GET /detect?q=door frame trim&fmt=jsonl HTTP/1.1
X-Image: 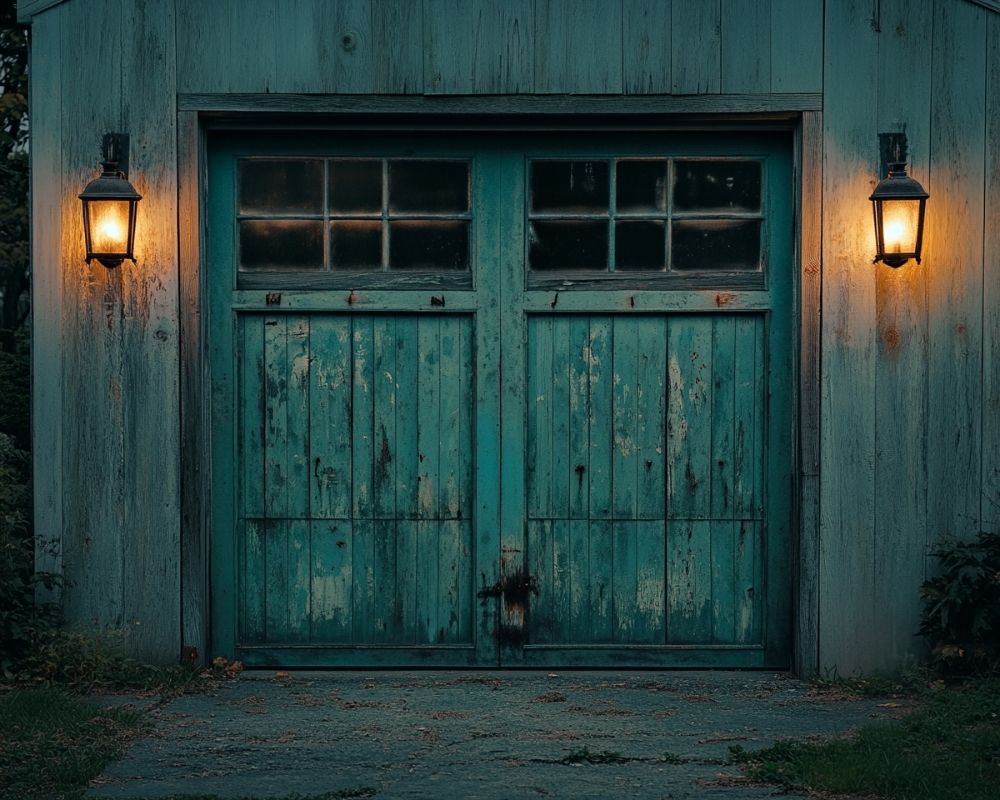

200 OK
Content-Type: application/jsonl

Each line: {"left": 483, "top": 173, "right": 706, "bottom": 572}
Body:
{"left": 177, "top": 105, "right": 823, "bottom": 673}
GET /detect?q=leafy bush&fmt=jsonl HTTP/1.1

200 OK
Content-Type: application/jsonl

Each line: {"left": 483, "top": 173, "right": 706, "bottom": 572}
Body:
{"left": 0, "top": 433, "right": 64, "bottom": 677}
{"left": 919, "top": 531, "right": 1000, "bottom": 675}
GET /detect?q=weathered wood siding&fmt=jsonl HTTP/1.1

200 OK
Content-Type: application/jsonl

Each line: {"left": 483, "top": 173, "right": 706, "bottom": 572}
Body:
{"left": 820, "top": 0, "right": 997, "bottom": 672}
{"left": 22, "top": 0, "right": 999, "bottom": 671}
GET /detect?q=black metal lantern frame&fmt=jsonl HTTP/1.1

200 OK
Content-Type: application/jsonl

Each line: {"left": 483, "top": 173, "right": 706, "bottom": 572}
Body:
{"left": 869, "top": 133, "right": 929, "bottom": 268}
{"left": 79, "top": 133, "right": 142, "bottom": 268}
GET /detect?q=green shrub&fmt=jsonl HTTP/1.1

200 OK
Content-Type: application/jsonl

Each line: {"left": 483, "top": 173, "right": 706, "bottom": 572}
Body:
{"left": 919, "top": 531, "right": 1000, "bottom": 675}
{"left": 0, "top": 433, "right": 63, "bottom": 677}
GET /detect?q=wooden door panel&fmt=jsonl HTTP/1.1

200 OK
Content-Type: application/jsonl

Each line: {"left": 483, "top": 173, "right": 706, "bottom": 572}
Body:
{"left": 236, "top": 313, "right": 476, "bottom": 650}
{"left": 523, "top": 313, "right": 767, "bottom": 649}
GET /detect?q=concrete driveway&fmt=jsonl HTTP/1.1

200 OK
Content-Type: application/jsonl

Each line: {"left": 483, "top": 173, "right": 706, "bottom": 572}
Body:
{"left": 88, "top": 671, "right": 898, "bottom": 799}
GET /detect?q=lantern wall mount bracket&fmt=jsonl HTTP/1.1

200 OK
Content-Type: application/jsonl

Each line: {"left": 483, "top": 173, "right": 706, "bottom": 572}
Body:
{"left": 869, "top": 130, "right": 929, "bottom": 269}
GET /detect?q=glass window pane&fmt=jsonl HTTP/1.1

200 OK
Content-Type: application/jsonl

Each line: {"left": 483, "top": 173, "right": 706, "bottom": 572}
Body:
{"left": 879, "top": 199, "right": 921, "bottom": 255}
{"left": 615, "top": 221, "right": 666, "bottom": 270}
{"left": 671, "top": 219, "right": 761, "bottom": 271}
{"left": 673, "top": 160, "right": 762, "bottom": 212}
{"left": 616, "top": 160, "right": 668, "bottom": 213}
{"left": 529, "top": 220, "right": 608, "bottom": 270}
{"left": 332, "top": 220, "right": 382, "bottom": 269}
{"left": 530, "top": 161, "right": 609, "bottom": 214}
{"left": 389, "top": 161, "right": 469, "bottom": 213}
{"left": 239, "top": 220, "right": 324, "bottom": 270}
{"left": 239, "top": 159, "right": 323, "bottom": 215}
{"left": 389, "top": 220, "right": 468, "bottom": 269}
{"left": 330, "top": 159, "right": 382, "bottom": 214}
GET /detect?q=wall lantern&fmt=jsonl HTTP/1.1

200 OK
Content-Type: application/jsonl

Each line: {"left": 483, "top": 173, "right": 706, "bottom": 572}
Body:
{"left": 79, "top": 133, "right": 141, "bottom": 268}
{"left": 870, "top": 133, "right": 929, "bottom": 268}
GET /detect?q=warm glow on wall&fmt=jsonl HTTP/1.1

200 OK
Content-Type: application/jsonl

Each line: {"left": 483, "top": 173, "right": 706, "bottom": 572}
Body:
{"left": 79, "top": 134, "right": 141, "bottom": 268}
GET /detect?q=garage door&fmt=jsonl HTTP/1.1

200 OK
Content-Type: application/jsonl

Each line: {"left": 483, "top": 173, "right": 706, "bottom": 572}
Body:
{"left": 207, "top": 131, "right": 794, "bottom": 668}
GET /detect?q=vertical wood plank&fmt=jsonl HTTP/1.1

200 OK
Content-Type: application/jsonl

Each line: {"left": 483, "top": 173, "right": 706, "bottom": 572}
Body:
{"left": 666, "top": 520, "right": 713, "bottom": 643}
{"left": 568, "top": 519, "right": 591, "bottom": 641}
{"left": 396, "top": 519, "right": 418, "bottom": 642}
{"left": 527, "top": 520, "right": 554, "bottom": 643}
{"left": 240, "top": 520, "right": 266, "bottom": 644}
{"left": 437, "top": 519, "right": 471, "bottom": 643}
{"left": 612, "top": 319, "right": 640, "bottom": 519}
{"left": 550, "top": 318, "right": 572, "bottom": 518}
{"left": 709, "top": 317, "right": 736, "bottom": 519}
{"left": 372, "top": 317, "right": 397, "bottom": 519}
{"left": 735, "top": 521, "right": 761, "bottom": 643}
{"left": 623, "top": 0, "right": 672, "bottom": 94}
{"left": 59, "top": 0, "right": 125, "bottom": 637}
{"left": 310, "top": 520, "right": 352, "bottom": 643}
{"left": 438, "top": 317, "right": 462, "bottom": 519}
{"left": 710, "top": 520, "right": 736, "bottom": 642}
{"left": 611, "top": 521, "right": 637, "bottom": 642}
{"left": 568, "top": 317, "right": 591, "bottom": 518}
{"left": 178, "top": 110, "right": 207, "bottom": 659}
{"left": 310, "top": 317, "right": 353, "bottom": 519}
{"left": 733, "top": 315, "right": 763, "bottom": 519}
{"left": 721, "top": 0, "right": 771, "bottom": 93}
{"left": 634, "top": 520, "right": 667, "bottom": 643}
{"left": 551, "top": 519, "right": 572, "bottom": 643}
{"left": 413, "top": 520, "right": 439, "bottom": 642}
{"left": 635, "top": 317, "right": 667, "bottom": 520}
{"left": 175, "top": 0, "right": 230, "bottom": 92}
{"left": 926, "top": 0, "right": 986, "bottom": 545}
{"left": 667, "top": 316, "right": 714, "bottom": 519}
{"left": 458, "top": 320, "right": 475, "bottom": 524}
{"left": 372, "top": 520, "right": 397, "bottom": 642}
{"left": 770, "top": 0, "right": 823, "bottom": 93}
{"left": 588, "top": 318, "right": 613, "bottom": 519}
{"left": 872, "top": 0, "right": 933, "bottom": 668}
{"left": 227, "top": 0, "right": 277, "bottom": 92}
{"left": 416, "top": 318, "right": 442, "bottom": 519}
{"left": 588, "top": 520, "right": 613, "bottom": 642}
{"left": 372, "top": 0, "right": 424, "bottom": 92}
{"left": 796, "top": 110, "right": 823, "bottom": 676}
{"left": 984, "top": 14, "right": 1000, "bottom": 532}
{"left": 264, "top": 520, "right": 288, "bottom": 640}
{"left": 534, "top": 0, "right": 623, "bottom": 93}
{"left": 819, "top": 0, "right": 880, "bottom": 673}
{"left": 527, "top": 317, "right": 553, "bottom": 518}
{"left": 351, "top": 520, "right": 375, "bottom": 643}
{"left": 352, "top": 317, "right": 375, "bottom": 519}
{"left": 424, "top": 0, "right": 533, "bottom": 93}
{"left": 395, "top": 317, "right": 420, "bottom": 518}
{"left": 286, "top": 519, "right": 312, "bottom": 641}
{"left": 30, "top": 8, "right": 63, "bottom": 597}
{"left": 241, "top": 317, "right": 266, "bottom": 518}
{"left": 274, "top": 0, "right": 374, "bottom": 93}
{"left": 671, "top": 0, "right": 721, "bottom": 94}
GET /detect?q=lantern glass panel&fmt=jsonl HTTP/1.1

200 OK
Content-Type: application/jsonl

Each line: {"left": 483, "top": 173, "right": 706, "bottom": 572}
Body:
{"left": 87, "top": 199, "right": 132, "bottom": 254}
{"left": 880, "top": 198, "right": 921, "bottom": 256}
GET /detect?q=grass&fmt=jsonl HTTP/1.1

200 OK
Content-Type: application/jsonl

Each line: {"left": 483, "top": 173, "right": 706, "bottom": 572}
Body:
{"left": 0, "top": 687, "right": 148, "bottom": 800}
{"left": 733, "top": 676, "right": 1000, "bottom": 800}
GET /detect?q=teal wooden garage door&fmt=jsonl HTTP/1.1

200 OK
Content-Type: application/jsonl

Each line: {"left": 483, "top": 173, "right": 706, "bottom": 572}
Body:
{"left": 208, "top": 132, "right": 793, "bottom": 668}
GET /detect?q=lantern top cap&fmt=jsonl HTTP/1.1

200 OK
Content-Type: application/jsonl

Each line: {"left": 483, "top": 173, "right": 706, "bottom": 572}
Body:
{"left": 869, "top": 163, "right": 929, "bottom": 202}
{"left": 79, "top": 169, "right": 142, "bottom": 202}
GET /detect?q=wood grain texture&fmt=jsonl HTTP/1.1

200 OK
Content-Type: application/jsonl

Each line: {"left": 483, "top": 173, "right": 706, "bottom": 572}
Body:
{"left": 671, "top": 0, "right": 722, "bottom": 94}
{"left": 722, "top": 0, "right": 770, "bottom": 94}
{"left": 424, "top": 0, "right": 533, "bottom": 93}
{"left": 926, "top": 0, "right": 986, "bottom": 545}
{"left": 119, "top": 0, "right": 181, "bottom": 662}
{"left": 30, "top": 9, "right": 64, "bottom": 598}
{"left": 178, "top": 111, "right": 208, "bottom": 660}
{"left": 795, "top": 111, "right": 823, "bottom": 676}
{"left": 273, "top": 0, "right": 374, "bottom": 93}
{"left": 770, "top": 0, "right": 824, "bottom": 93}
{"left": 818, "top": 0, "right": 880, "bottom": 674}
{"left": 58, "top": 0, "right": 127, "bottom": 638}
{"left": 371, "top": 0, "right": 424, "bottom": 93}
{"left": 872, "top": 0, "right": 932, "bottom": 670}
{"left": 534, "top": 0, "right": 623, "bottom": 93}
{"left": 623, "top": 0, "right": 672, "bottom": 94}
{"left": 15, "top": 0, "right": 69, "bottom": 23}
{"left": 984, "top": 14, "right": 1000, "bottom": 531}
